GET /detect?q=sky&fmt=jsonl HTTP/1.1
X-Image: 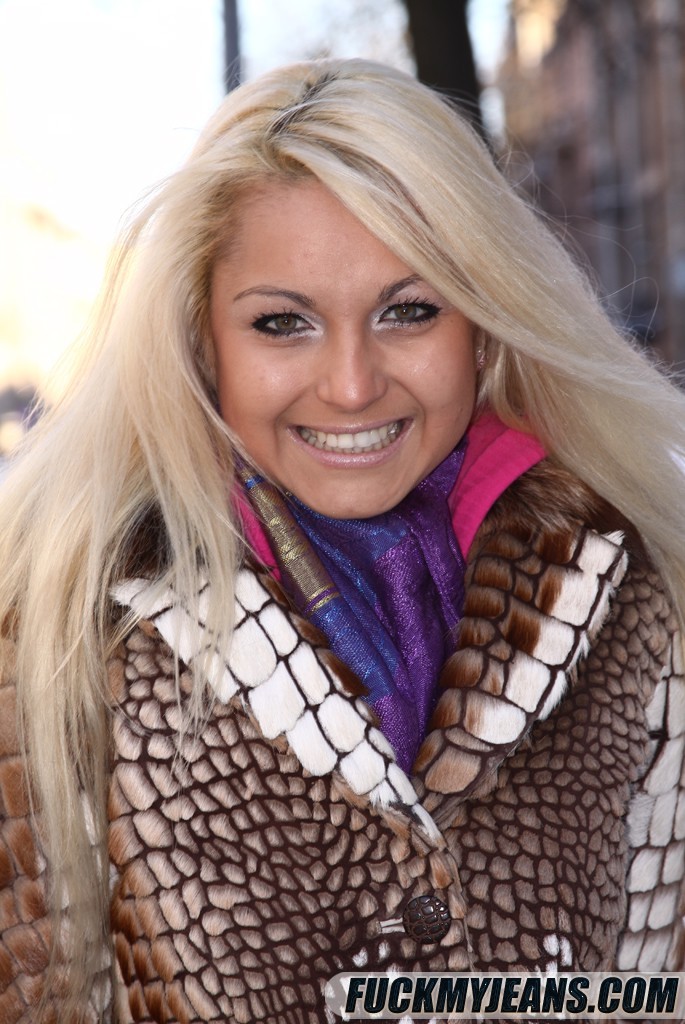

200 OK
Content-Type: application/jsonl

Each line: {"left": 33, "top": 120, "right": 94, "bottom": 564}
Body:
{"left": 0, "top": 0, "right": 510, "bottom": 398}
{"left": 0, "top": 0, "right": 224, "bottom": 236}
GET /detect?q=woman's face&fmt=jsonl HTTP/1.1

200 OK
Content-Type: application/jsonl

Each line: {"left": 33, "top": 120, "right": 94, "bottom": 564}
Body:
{"left": 210, "top": 180, "right": 477, "bottom": 518}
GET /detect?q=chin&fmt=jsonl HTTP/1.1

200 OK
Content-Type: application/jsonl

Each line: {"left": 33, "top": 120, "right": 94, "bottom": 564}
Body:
{"left": 305, "top": 494, "right": 400, "bottom": 520}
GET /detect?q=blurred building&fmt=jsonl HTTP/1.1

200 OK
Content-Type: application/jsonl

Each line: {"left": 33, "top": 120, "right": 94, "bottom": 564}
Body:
{"left": 497, "top": 0, "right": 685, "bottom": 366}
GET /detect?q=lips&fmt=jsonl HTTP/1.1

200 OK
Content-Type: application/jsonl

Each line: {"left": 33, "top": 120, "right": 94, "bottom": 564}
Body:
{"left": 297, "top": 420, "right": 404, "bottom": 453}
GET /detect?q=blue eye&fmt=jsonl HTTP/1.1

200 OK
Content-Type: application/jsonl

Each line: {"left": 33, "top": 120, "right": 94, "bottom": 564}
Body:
{"left": 252, "top": 311, "right": 308, "bottom": 336}
{"left": 381, "top": 300, "right": 441, "bottom": 324}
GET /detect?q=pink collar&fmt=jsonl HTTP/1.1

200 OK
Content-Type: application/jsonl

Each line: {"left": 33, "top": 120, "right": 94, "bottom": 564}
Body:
{"left": 449, "top": 411, "right": 545, "bottom": 555}
{"left": 237, "top": 411, "right": 546, "bottom": 574}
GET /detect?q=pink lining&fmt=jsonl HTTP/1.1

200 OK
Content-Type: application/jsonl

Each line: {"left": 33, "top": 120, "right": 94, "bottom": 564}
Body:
{"left": 450, "top": 411, "right": 546, "bottom": 555}
{"left": 236, "top": 411, "right": 546, "bottom": 571}
{"left": 235, "top": 488, "right": 282, "bottom": 579}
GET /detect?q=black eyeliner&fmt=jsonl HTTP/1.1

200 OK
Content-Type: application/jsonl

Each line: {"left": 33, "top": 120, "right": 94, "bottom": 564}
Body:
{"left": 251, "top": 309, "right": 307, "bottom": 336}
{"left": 380, "top": 296, "right": 442, "bottom": 324}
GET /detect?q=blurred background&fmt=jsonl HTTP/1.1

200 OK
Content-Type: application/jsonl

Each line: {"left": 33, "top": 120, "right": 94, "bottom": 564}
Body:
{"left": 1, "top": 0, "right": 684, "bottom": 457}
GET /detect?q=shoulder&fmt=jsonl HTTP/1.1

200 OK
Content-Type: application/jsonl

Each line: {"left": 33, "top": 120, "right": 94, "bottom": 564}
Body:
{"left": 421, "top": 456, "right": 676, "bottom": 798}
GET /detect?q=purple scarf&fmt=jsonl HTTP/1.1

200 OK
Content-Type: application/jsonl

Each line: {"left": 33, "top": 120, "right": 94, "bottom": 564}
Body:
{"left": 240, "top": 445, "right": 466, "bottom": 771}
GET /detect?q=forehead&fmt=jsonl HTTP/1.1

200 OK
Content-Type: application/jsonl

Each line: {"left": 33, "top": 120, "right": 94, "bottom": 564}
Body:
{"left": 226, "top": 178, "right": 367, "bottom": 242}
{"left": 214, "top": 179, "right": 417, "bottom": 289}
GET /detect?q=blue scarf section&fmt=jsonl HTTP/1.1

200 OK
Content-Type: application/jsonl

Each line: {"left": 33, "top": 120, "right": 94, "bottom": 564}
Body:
{"left": 241, "top": 444, "right": 466, "bottom": 771}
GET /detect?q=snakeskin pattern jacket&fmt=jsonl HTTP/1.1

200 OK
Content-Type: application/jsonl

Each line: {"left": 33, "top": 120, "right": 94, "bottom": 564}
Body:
{"left": 1, "top": 460, "right": 684, "bottom": 1023}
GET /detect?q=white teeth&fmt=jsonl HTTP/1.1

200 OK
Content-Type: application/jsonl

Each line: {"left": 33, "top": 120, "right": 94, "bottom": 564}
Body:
{"left": 298, "top": 421, "right": 402, "bottom": 453}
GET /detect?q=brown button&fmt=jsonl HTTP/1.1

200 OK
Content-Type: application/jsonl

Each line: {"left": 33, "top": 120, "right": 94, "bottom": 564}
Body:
{"left": 402, "top": 894, "right": 451, "bottom": 943}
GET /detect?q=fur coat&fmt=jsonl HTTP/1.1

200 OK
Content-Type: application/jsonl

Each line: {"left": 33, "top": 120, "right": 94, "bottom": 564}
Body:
{"left": 0, "top": 461, "right": 683, "bottom": 1023}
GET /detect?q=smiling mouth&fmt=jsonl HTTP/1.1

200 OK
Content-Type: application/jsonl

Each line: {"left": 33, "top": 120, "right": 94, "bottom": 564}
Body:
{"left": 297, "top": 420, "right": 404, "bottom": 453}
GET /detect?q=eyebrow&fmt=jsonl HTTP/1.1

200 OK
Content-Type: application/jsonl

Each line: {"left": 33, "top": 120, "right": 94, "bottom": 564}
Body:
{"left": 232, "top": 274, "right": 425, "bottom": 308}
{"left": 377, "top": 275, "right": 423, "bottom": 303}
{"left": 232, "top": 285, "right": 317, "bottom": 308}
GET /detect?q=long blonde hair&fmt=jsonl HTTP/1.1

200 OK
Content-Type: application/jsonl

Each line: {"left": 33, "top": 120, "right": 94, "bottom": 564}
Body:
{"left": 2, "top": 58, "right": 684, "bottom": 1018}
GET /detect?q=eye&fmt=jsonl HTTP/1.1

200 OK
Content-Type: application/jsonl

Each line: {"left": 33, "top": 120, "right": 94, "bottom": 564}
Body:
{"left": 252, "top": 311, "right": 309, "bottom": 336}
{"left": 380, "top": 299, "right": 441, "bottom": 325}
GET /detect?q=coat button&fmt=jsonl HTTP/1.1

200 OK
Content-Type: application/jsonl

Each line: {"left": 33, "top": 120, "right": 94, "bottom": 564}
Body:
{"left": 402, "top": 894, "right": 451, "bottom": 943}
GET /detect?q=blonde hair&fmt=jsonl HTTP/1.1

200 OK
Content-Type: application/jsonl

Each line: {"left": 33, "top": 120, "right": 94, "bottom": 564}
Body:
{"left": 2, "top": 57, "right": 684, "bottom": 1018}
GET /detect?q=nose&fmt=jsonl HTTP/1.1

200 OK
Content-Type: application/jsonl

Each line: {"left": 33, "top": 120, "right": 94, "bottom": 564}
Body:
{"left": 315, "top": 330, "right": 388, "bottom": 411}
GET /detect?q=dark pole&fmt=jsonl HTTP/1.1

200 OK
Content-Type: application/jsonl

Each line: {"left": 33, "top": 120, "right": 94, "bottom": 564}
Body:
{"left": 403, "top": 0, "right": 484, "bottom": 137}
{"left": 223, "top": 0, "right": 241, "bottom": 93}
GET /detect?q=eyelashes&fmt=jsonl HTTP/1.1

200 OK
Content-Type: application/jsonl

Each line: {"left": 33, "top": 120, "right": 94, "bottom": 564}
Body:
{"left": 251, "top": 297, "right": 442, "bottom": 337}
{"left": 379, "top": 299, "right": 442, "bottom": 325}
{"left": 251, "top": 311, "right": 308, "bottom": 336}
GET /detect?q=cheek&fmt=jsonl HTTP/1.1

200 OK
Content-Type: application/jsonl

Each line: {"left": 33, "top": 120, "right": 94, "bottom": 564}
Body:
{"left": 420, "top": 345, "right": 477, "bottom": 422}
{"left": 214, "top": 347, "right": 299, "bottom": 432}
{"left": 213, "top": 344, "right": 257, "bottom": 429}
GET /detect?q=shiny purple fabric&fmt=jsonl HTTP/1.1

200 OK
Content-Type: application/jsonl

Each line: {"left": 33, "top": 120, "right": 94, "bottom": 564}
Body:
{"left": 284, "top": 445, "right": 467, "bottom": 770}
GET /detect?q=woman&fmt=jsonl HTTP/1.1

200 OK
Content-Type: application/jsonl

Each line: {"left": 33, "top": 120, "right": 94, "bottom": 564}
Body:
{"left": 0, "top": 58, "right": 684, "bottom": 1023}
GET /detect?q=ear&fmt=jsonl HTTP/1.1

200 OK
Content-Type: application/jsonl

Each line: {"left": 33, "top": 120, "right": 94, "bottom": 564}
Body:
{"left": 473, "top": 326, "right": 488, "bottom": 371}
